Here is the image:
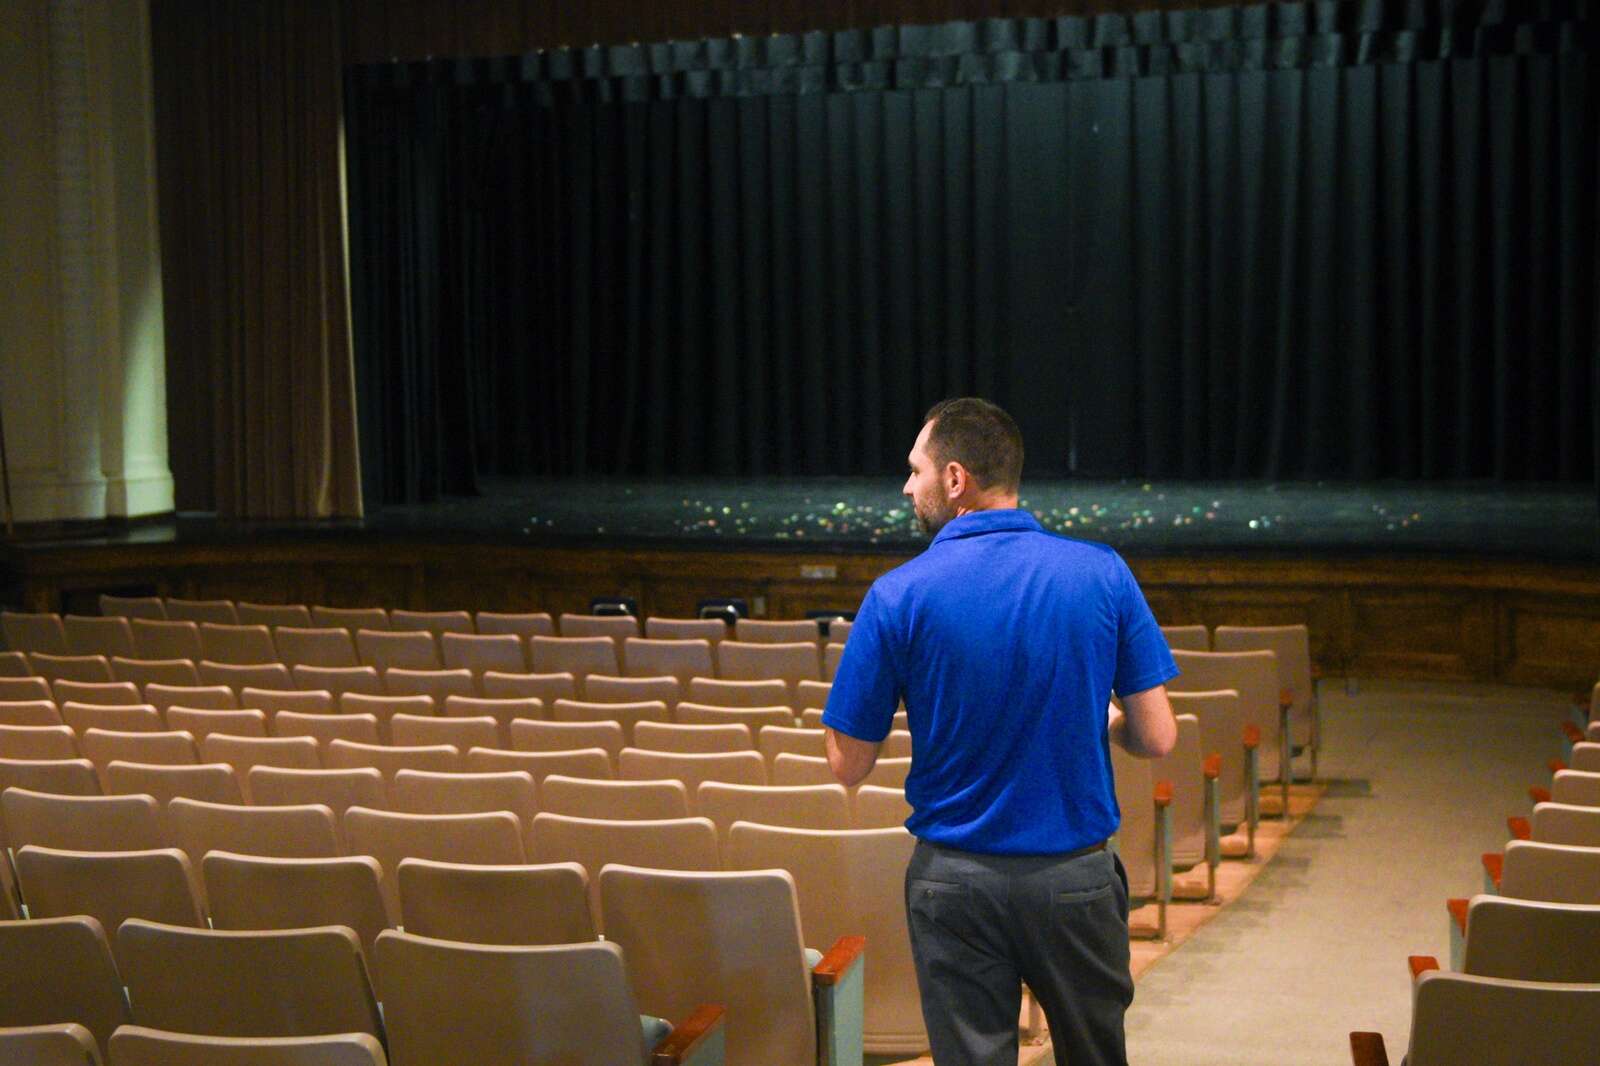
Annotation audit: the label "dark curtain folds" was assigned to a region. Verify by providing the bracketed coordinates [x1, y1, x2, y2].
[345, 0, 1598, 503]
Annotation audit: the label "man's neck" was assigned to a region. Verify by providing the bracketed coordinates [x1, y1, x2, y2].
[952, 494, 1020, 519]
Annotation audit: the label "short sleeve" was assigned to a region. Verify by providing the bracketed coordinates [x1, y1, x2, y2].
[821, 585, 900, 743]
[1112, 555, 1180, 698]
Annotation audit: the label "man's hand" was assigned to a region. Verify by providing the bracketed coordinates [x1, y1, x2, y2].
[1110, 685, 1178, 758]
[825, 727, 882, 787]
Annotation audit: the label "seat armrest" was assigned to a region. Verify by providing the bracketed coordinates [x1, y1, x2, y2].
[1279, 688, 1294, 710]
[1407, 955, 1439, 981]
[1242, 724, 1261, 750]
[653, 1004, 726, 1065]
[1445, 898, 1468, 936]
[812, 935, 866, 1066]
[1202, 753, 1221, 779]
[1153, 780, 1173, 808]
[1561, 721, 1584, 743]
[1481, 852, 1503, 891]
[1349, 1032, 1390, 1066]
[1528, 785, 1551, 804]
[1548, 758, 1567, 774]
[1507, 816, 1531, 840]
[811, 935, 866, 986]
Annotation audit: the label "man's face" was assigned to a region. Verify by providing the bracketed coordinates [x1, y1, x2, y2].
[903, 420, 956, 536]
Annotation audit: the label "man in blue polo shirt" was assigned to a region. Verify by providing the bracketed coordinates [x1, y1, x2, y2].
[824, 397, 1179, 1066]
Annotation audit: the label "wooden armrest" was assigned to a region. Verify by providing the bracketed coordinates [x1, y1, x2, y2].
[1202, 753, 1222, 779]
[811, 935, 866, 986]
[1311, 664, 1324, 681]
[1242, 724, 1261, 750]
[653, 1004, 726, 1065]
[1507, 816, 1531, 840]
[1153, 780, 1173, 808]
[1549, 758, 1567, 774]
[1529, 786, 1552, 804]
[1561, 721, 1584, 743]
[1408, 955, 1440, 981]
[1349, 1031, 1389, 1066]
[1279, 687, 1295, 710]
[1481, 852, 1503, 888]
[1446, 898, 1469, 936]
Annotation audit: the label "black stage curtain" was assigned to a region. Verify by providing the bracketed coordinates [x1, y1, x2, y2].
[345, 0, 1598, 504]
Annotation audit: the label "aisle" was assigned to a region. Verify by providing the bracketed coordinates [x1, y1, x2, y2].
[1123, 679, 1567, 1066]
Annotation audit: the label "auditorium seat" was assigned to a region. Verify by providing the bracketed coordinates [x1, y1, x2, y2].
[1550, 768, 1600, 806]
[585, 673, 681, 710]
[465, 746, 614, 782]
[62, 702, 166, 735]
[56, 680, 142, 706]
[243, 687, 336, 719]
[293, 665, 383, 698]
[795, 680, 832, 711]
[130, 620, 203, 662]
[646, 616, 727, 656]
[105, 762, 244, 807]
[374, 932, 722, 1065]
[2, 611, 68, 655]
[0, 916, 131, 1059]
[716, 642, 821, 702]
[383, 668, 474, 705]
[325, 740, 461, 781]
[633, 721, 750, 754]
[1214, 623, 1320, 775]
[199, 662, 292, 693]
[34, 655, 115, 684]
[145, 684, 237, 712]
[106, 1027, 387, 1066]
[203, 851, 392, 959]
[79, 730, 199, 782]
[1485, 839, 1600, 903]
[687, 677, 788, 709]
[1570, 741, 1600, 772]
[878, 731, 914, 759]
[623, 638, 714, 688]
[510, 719, 622, 760]
[388, 609, 473, 637]
[198, 735, 321, 787]
[234, 602, 313, 629]
[343, 806, 526, 914]
[357, 631, 439, 672]
[0, 651, 29, 677]
[0, 697, 61, 725]
[2, 789, 165, 852]
[696, 782, 851, 837]
[480, 670, 577, 704]
[553, 698, 669, 743]
[246, 767, 386, 815]
[756, 725, 825, 762]
[600, 864, 863, 1066]
[1169, 689, 1256, 846]
[444, 695, 542, 735]
[14, 847, 205, 963]
[115, 920, 384, 1041]
[0, 723, 77, 760]
[169, 798, 341, 861]
[0, 676, 54, 702]
[440, 632, 526, 676]
[826, 620, 851, 644]
[0, 759, 101, 805]
[1160, 624, 1209, 652]
[474, 611, 555, 640]
[389, 768, 536, 839]
[1110, 735, 1175, 939]
[772, 753, 910, 790]
[163, 708, 267, 743]
[530, 814, 720, 923]
[389, 714, 500, 752]
[618, 748, 767, 792]
[197, 624, 276, 665]
[0, 1023, 100, 1065]
[1170, 649, 1286, 810]
[539, 775, 688, 820]
[823, 643, 843, 681]
[311, 606, 389, 633]
[163, 599, 237, 625]
[1348, 967, 1600, 1066]
[727, 822, 923, 1054]
[677, 703, 795, 733]
[1439, 893, 1600, 980]
[273, 712, 382, 749]
[110, 657, 200, 689]
[734, 619, 822, 647]
[853, 785, 911, 830]
[274, 627, 360, 669]
[530, 637, 619, 684]
[64, 616, 136, 659]
[558, 616, 640, 669]
[1513, 802, 1600, 847]
[397, 857, 595, 946]
[99, 595, 165, 621]
[338, 693, 432, 742]
[1153, 712, 1221, 899]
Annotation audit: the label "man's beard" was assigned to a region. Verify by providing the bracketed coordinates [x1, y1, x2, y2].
[914, 494, 955, 536]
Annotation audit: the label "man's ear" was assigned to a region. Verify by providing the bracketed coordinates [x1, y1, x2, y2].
[944, 462, 967, 500]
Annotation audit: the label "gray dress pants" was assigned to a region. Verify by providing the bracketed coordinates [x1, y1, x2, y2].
[905, 839, 1134, 1066]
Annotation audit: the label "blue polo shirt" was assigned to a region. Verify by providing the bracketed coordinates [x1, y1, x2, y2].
[823, 509, 1178, 855]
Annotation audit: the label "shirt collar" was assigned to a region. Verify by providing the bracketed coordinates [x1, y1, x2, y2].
[929, 508, 1043, 547]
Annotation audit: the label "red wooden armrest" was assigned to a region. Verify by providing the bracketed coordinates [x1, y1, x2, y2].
[812, 935, 867, 986]
[1311, 664, 1324, 681]
[1242, 724, 1261, 750]
[1561, 721, 1584, 743]
[1549, 758, 1567, 774]
[1408, 955, 1440, 981]
[1279, 687, 1294, 710]
[1446, 898, 1469, 936]
[1529, 786, 1552, 804]
[1349, 1031, 1389, 1066]
[653, 1004, 726, 1065]
[1153, 780, 1173, 808]
[1507, 816, 1531, 840]
[1202, 753, 1222, 779]
[1481, 852, 1503, 888]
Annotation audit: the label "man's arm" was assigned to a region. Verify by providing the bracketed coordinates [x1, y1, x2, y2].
[1111, 684, 1178, 758]
[826, 728, 882, 788]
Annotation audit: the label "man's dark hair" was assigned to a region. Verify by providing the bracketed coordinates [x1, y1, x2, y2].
[922, 397, 1025, 492]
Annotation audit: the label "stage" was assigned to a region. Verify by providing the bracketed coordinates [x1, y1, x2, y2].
[2, 479, 1597, 691]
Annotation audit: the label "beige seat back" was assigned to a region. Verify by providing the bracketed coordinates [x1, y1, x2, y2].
[62, 704, 163, 735]
[1151, 713, 1206, 868]
[510, 719, 623, 761]
[242, 688, 336, 718]
[479, 670, 576, 704]
[1169, 650, 1282, 782]
[3, 789, 164, 851]
[552, 699, 668, 743]
[273, 627, 359, 669]
[696, 782, 851, 837]
[199, 735, 321, 796]
[0, 916, 130, 1058]
[310, 606, 389, 633]
[465, 746, 614, 782]
[105, 763, 244, 807]
[0, 724, 78, 760]
[734, 619, 821, 645]
[293, 666, 383, 698]
[116, 919, 383, 1040]
[600, 864, 814, 1066]
[854, 785, 911, 829]
[530, 637, 618, 681]
[645, 617, 726, 645]
[756, 725, 825, 762]
[382, 669, 474, 705]
[0, 760, 101, 807]
[168, 798, 340, 861]
[0, 679, 55, 705]
[203, 851, 392, 958]
[397, 858, 596, 945]
[197, 663, 292, 694]
[234, 602, 312, 629]
[676, 702, 795, 733]
[584, 675, 681, 711]
[34, 656, 115, 685]
[14, 847, 205, 962]
[618, 748, 766, 793]
[727, 823, 924, 1054]
[145, 684, 236, 712]
[530, 814, 720, 923]
[374, 932, 649, 1065]
[99, 595, 166, 621]
[130, 620, 202, 662]
[2, 612, 68, 655]
[390, 713, 500, 752]
[1213, 624, 1314, 741]
[388, 610, 473, 637]
[273, 712, 381, 749]
[716, 642, 820, 703]
[440, 632, 526, 675]
[0, 1022, 100, 1065]
[389, 769, 537, 848]
[164, 599, 236, 625]
[1168, 689, 1250, 826]
[825, 620, 851, 645]
[336, 693, 432, 742]
[1403, 971, 1600, 1066]
[621, 638, 713, 687]
[246, 766, 386, 814]
[110, 657, 200, 688]
[685, 678, 787, 709]
[1159, 624, 1209, 652]
[474, 611, 555, 639]
[539, 775, 689, 820]
[771, 753, 911, 790]
[80, 730, 199, 777]
[1499, 840, 1600, 903]
[343, 806, 525, 914]
[108, 1026, 386, 1065]
[444, 695, 543, 733]
[198, 624, 277, 666]
[164, 707, 267, 744]
[1550, 769, 1600, 807]
[633, 721, 751, 754]
[1460, 894, 1600, 982]
[355, 630, 439, 671]
[64, 616, 137, 658]
[325, 740, 461, 780]
[1570, 741, 1600, 774]
[1530, 802, 1600, 846]
[1110, 741, 1161, 901]
[55, 682, 142, 708]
